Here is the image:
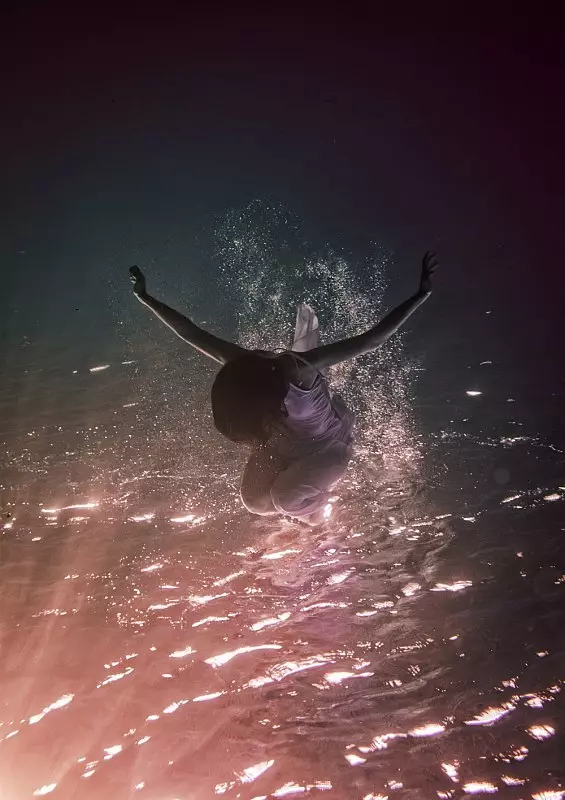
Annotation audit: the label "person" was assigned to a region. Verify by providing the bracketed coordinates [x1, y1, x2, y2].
[129, 251, 437, 525]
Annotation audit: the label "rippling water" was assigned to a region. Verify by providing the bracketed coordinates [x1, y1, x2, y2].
[1, 206, 564, 799]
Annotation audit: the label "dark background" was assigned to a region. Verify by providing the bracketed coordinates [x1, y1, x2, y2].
[1, 13, 565, 795]
[2, 9, 564, 398]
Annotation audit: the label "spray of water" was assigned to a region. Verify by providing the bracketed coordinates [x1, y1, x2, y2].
[214, 200, 422, 506]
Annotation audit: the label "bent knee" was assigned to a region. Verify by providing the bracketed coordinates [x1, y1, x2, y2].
[270, 484, 327, 518]
[240, 489, 277, 516]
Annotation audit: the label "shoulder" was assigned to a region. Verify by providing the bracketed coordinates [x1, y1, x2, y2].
[276, 352, 318, 389]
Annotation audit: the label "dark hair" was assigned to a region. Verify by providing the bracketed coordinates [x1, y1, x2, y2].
[211, 353, 289, 443]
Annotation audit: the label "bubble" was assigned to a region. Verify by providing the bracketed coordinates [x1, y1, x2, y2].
[214, 199, 422, 493]
[494, 468, 510, 485]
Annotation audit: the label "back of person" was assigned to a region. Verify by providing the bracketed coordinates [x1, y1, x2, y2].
[268, 361, 354, 460]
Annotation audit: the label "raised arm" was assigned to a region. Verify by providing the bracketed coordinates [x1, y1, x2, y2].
[303, 252, 438, 371]
[129, 266, 247, 365]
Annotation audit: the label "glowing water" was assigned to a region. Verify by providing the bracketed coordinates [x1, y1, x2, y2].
[1, 202, 563, 798]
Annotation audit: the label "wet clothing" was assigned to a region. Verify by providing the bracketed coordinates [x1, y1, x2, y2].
[240, 308, 355, 520]
[241, 437, 352, 518]
[268, 365, 354, 461]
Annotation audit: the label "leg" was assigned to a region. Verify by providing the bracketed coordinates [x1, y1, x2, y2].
[240, 446, 287, 516]
[292, 303, 320, 352]
[270, 441, 352, 519]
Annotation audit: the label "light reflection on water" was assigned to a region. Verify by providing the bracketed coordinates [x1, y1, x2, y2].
[1, 207, 564, 798]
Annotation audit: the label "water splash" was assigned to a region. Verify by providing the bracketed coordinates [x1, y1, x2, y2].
[214, 200, 421, 506]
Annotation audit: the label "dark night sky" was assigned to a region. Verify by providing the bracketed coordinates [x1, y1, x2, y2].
[2, 10, 565, 386]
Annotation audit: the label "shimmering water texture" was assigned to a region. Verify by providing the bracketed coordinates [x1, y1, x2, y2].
[1, 204, 564, 798]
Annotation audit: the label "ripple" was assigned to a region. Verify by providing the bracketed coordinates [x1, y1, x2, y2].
[1, 202, 564, 797]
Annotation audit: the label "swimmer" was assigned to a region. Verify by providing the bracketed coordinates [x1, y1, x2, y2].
[129, 251, 437, 525]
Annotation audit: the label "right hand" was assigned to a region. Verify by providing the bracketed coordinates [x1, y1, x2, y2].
[129, 265, 147, 298]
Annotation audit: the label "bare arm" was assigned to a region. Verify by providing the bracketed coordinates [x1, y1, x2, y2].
[303, 252, 438, 371]
[129, 266, 247, 365]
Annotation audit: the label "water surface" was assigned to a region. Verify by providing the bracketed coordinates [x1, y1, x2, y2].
[1, 210, 564, 799]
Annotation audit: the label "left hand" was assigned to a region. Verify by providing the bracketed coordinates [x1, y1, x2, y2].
[129, 265, 147, 298]
[419, 251, 438, 295]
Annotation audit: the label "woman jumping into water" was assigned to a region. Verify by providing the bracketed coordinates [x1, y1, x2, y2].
[129, 251, 437, 525]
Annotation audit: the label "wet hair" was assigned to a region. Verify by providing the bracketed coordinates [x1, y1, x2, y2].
[211, 352, 289, 444]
